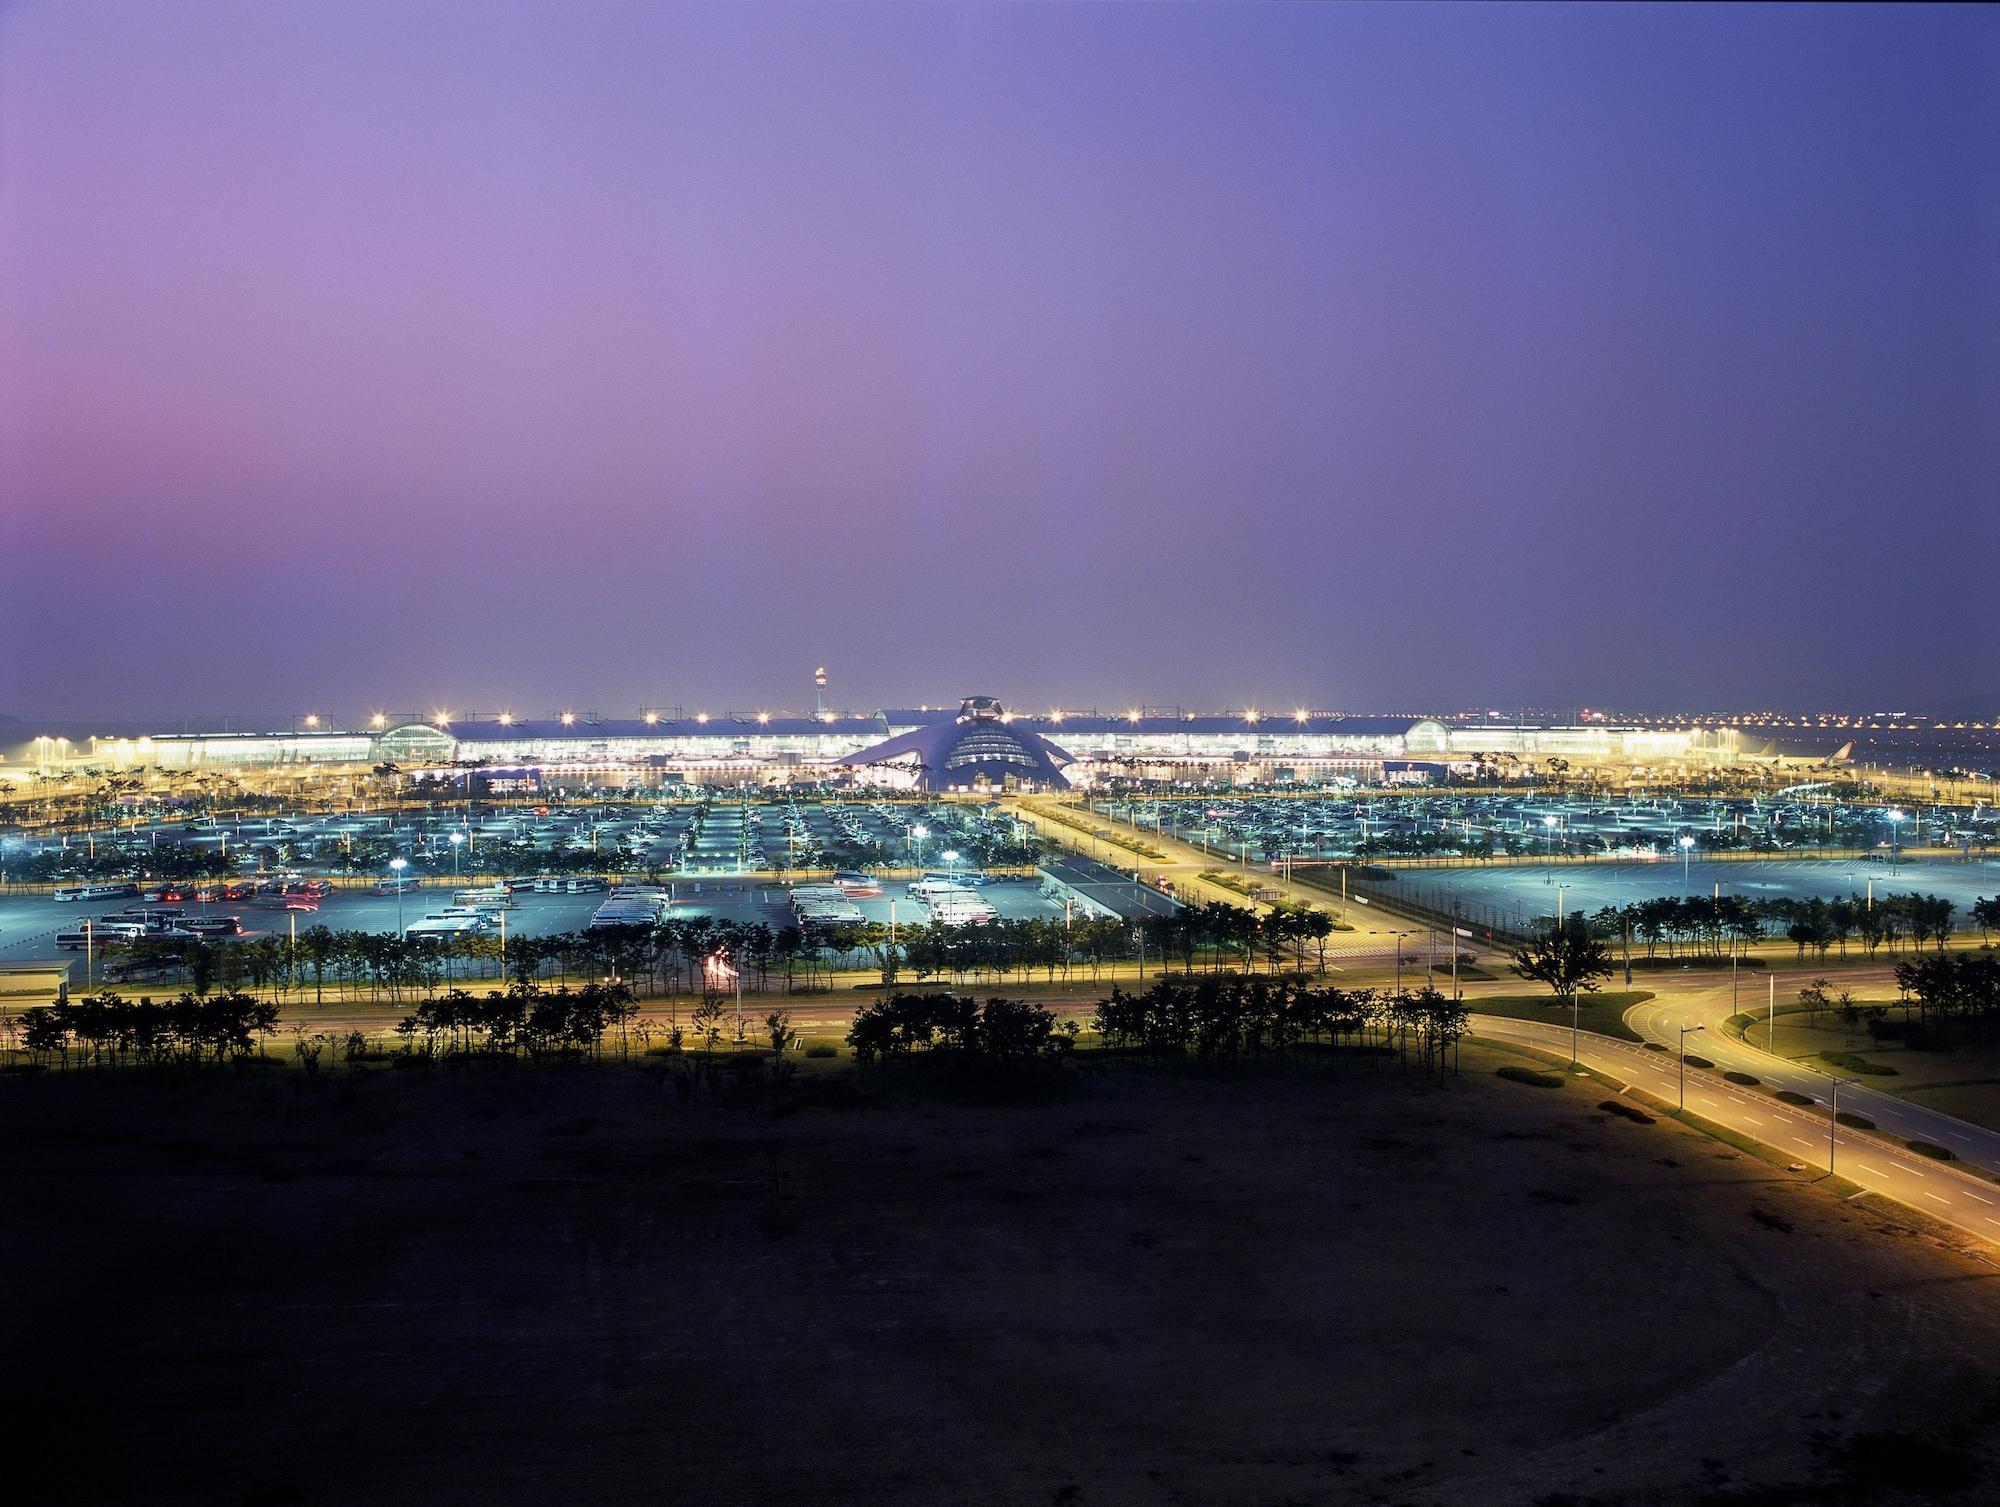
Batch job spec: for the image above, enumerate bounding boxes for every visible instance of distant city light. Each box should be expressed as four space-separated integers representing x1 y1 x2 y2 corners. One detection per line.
561 711 576 726
644 711 659 725
304 713 319 727
757 712 771 724
370 713 386 729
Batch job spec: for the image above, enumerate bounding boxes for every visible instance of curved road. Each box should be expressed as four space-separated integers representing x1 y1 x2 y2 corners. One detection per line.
1620 966 2000 1174
1471 999 2000 1250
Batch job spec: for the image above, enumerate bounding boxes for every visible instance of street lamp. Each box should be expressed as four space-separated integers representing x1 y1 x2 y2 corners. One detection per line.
1543 812 1557 861
1678 1022 1705 1109
1885 809 1905 871
1678 834 1695 897
389 856 408 933
449 829 464 879
910 823 928 867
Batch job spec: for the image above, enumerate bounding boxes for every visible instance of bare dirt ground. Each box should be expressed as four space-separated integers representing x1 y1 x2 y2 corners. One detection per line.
6 1050 2000 1507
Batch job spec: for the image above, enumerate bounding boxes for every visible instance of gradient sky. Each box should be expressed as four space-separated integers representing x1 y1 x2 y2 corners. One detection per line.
4 1 1996 724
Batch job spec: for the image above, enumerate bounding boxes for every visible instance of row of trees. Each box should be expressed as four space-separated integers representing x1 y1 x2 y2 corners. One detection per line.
392 980 641 1060
1132 902 1342 975
1760 893 1960 958
1892 953 2000 1042
847 994 1075 1066
1089 976 1469 1078
112 902 1352 1008
12 991 279 1068
1579 891 1978 960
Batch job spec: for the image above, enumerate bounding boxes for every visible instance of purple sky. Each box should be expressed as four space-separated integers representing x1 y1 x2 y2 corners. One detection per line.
4 1 1997 724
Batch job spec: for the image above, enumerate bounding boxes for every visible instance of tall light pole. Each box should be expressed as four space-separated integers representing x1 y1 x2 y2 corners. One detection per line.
449 829 463 880
911 823 928 868
1679 1022 1705 1110
390 856 408 933
1679 834 1695 898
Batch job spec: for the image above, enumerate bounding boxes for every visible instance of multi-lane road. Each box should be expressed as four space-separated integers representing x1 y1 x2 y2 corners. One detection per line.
1471 969 2000 1249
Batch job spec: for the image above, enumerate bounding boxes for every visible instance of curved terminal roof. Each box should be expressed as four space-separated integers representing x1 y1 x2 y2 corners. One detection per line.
845 697 1073 791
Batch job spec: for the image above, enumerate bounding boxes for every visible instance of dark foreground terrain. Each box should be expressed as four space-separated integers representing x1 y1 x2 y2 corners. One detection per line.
6 1051 2000 1507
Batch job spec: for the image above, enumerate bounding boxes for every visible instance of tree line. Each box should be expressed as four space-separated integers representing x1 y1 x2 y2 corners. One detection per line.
1582 891 1981 960
103 901 1356 1009
12 991 279 1068
1089 975 1469 1078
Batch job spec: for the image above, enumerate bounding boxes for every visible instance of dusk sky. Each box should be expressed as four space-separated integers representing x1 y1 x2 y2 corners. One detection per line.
4 1 1996 724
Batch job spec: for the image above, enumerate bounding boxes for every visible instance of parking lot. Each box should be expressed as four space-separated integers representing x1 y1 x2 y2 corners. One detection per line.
1109 790 2000 862
1359 855 2000 934
0 871 1073 968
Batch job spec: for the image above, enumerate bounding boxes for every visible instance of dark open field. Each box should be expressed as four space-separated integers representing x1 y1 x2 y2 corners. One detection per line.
7 1052 2000 1506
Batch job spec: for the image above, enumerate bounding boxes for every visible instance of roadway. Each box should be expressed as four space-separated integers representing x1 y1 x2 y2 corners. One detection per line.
1006 796 1397 936
1470 1008 2000 1250
1614 964 2000 1179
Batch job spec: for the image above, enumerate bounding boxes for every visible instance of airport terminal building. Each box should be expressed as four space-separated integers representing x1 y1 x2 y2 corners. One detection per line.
5 700 1741 789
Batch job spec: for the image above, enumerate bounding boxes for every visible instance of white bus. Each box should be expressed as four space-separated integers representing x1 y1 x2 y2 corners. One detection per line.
406 915 482 935
53 882 138 903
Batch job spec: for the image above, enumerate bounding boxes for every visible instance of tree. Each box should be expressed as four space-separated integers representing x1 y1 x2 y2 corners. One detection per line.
1796 980 1831 1029
1507 917 1613 1010
690 993 727 1055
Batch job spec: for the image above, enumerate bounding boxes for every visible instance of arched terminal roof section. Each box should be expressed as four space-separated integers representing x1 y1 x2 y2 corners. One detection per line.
844 697 1073 792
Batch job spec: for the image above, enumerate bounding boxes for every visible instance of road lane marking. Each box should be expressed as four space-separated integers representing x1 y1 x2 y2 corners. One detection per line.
1923 1192 1952 1205
1856 1164 1890 1177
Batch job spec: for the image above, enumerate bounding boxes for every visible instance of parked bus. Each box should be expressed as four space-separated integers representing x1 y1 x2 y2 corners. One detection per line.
53 882 137 903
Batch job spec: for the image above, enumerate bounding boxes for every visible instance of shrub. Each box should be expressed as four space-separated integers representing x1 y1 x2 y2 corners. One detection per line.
805 1044 838 1059
1496 1064 1564 1089
1835 1111 1875 1130
1644 1042 1667 1053
1775 1090 1816 1106
1723 1070 1760 1086
1599 1099 1656 1125
1907 1140 1957 1161
1683 1054 1714 1071
1820 1051 1898 1076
